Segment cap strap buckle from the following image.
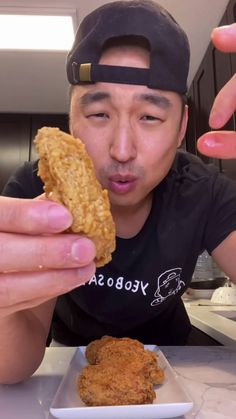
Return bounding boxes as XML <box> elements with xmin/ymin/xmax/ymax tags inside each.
<box><xmin>79</xmin><ymin>63</ymin><xmax>92</xmax><ymax>82</ymax></box>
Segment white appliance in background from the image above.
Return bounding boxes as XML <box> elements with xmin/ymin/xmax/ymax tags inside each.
<box><xmin>211</xmin><ymin>282</ymin><xmax>236</xmax><ymax>305</ymax></box>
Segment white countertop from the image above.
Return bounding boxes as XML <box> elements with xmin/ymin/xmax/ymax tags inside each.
<box><xmin>1</xmin><ymin>346</ymin><xmax>236</xmax><ymax>419</ymax></box>
<box><xmin>184</xmin><ymin>298</ymin><xmax>236</xmax><ymax>345</ymax></box>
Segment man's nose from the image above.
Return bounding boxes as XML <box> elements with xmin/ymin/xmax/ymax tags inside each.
<box><xmin>109</xmin><ymin>121</ymin><xmax>137</xmax><ymax>162</ymax></box>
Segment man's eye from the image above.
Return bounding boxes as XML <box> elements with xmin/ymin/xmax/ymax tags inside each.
<box><xmin>141</xmin><ymin>115</ymin><xmax>161</xmax><ymax>121</ymax></box>
<box><xmin>88</xmin><ymin>113</ymin><xmax>109</xmax><ymax>119</ymax></box>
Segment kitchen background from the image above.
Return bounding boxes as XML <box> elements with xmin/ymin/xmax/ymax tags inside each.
<box><xmin>0</xmin><ymin>0</ymin><xmax>235</xmax><ymax>193</ymax></box>
<box><xmin>0</xmin><ymin>0</ymin><xmax>236</xmax><ymax>345</ymax></box>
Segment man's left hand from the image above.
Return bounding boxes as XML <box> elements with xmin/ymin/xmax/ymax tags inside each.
<box><xmin>197</xmin><ymin>23</ymin><xmax>236</xmax><ymax>159</ymax></box>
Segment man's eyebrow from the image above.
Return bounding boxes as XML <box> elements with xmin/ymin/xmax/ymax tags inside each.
<box><xmin>135</xmin><ymin>93</ymin><xmax>172</xmax><ymax>109</ymax></box>
<box><xmin>79</xmin><ymin>91</ymin><xmax>111</xmax><ymax>106</ymax></box>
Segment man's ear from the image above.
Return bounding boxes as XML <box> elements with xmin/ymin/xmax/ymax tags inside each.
<box><xmin>178</xmin><ymin>104</ymin><xmax>188</xmax><ymax>147</ymax></box>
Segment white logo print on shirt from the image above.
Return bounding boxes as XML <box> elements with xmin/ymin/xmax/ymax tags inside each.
<box><xmin>86</xmin><ymin>269</ymin><xmax>185</xmax><ymax>304</ymax></box>
<box><xmin>88</xmin><ymin>274</ymin><xmax>149</xmax><ymax>295</ymax></box>
<box><xmin>151</xmin><ymin>268</ymin><xmax>185</xmax><ymax>306</ymax></box>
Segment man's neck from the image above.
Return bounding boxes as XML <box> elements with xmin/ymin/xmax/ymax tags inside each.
<box><xmin>111</xmin><ymin>193</ymin><xmax>153</xmax><ymax>239</ymax></box>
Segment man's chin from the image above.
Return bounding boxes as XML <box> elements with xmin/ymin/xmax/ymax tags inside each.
<box><xmin>109</xmin><ymin>190</ymin><xmax>152</xmax><ymax>211</ymax></box>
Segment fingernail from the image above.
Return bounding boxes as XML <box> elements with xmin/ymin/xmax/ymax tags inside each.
<box><xmin>203</xmin><ymin>137</ymin><xmax>222</xmax><ymax>148</ymax></box>
<box><xmin>47</xmin><ymin>204</ymin><xmax>72</xmax><ymax>230</ymax></box>
<box><xmin>71</xmin><ymin>239</ymin><xmax>96</xmax><ymax>264</ymax></box>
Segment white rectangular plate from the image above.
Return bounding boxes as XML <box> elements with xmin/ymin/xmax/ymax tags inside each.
<box><xmin>50</xmin><ymin>345</ymin><xmax>193</xmax><ymax>419</ymax></box>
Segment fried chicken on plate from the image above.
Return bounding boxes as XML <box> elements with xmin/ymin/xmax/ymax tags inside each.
<box><xmin>85</xmin><ymin>335</ymin><xmax>143</xmax><ymax>364</ymax></box>
<box><xmin>78</xmin><ymin>336</ymin><xmax>165</xmax><ymax>406</ymax></box>
<box><xmin>78</xmin><ymin>363</ymin><xmax>155</xmax><ymax>406</ymax></box>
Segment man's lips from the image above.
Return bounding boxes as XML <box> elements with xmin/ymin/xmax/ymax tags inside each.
<box><xmin>109</xmin><ymin>174</ymin><xmax>137</xmax><ymax>182</ymax></box>
<box><xmin>107</xmin><ymin>174</ymin><xmax>138</xmax><ymax>194</ymax></box>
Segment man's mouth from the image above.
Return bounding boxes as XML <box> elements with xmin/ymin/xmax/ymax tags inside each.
<box><xmin>108</xmin><ymin>174</ymin><xmax>138</xmax><ymax>194</ymax></box>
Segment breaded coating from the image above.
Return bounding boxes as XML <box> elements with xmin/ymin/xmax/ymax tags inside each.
<box><xmin>78</xmin><ymin>336</ymin><xmax>165</xmax><ymax>406</ymax></box>
<box><xmin>96</xmin><ymin>341</ymin><xmax>164</xmax><ymax>385</ymax></box>
<box><xmin>34</xmin><ymin>127</ymin><xmax>116</xmax><ymax>267</ymax></box>
<box><xmin>85</xmin><ymin>335</ymin><xmax>143</xmax><ymax>365</ymax></box>
<box><xmin>78</xmin><ymin>364</ymin><xmax>156</xmax><ymax>406</ymax></box>
<box><xmin>85</xmin><ymin>336</ymin><xmax>114</xmax><ymax>365</ymax></box>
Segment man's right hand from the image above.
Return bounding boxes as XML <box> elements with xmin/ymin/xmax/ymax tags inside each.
<box><xmin>0</xmin><ymin>196</ymin><xmax>96</xmax><ymax>319</ymax></box>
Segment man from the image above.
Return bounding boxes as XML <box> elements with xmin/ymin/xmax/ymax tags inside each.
<box><xmin>0</xmin><ymin>0</ymin><xmax>236</xmax><ymax>384</ymax></box>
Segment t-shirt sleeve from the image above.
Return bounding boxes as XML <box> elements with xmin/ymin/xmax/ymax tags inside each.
<box><xmin>1</xmin><ymin>160</ymin><xmax>43</xmax><ymax>199</ymax></box>
<box><xmin>204</xmin><ymin>172</ymin><xmax>236</xmax><ymax>253</ymax></box>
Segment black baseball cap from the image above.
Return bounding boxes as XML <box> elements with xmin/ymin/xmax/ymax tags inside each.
<box><xmin>67</xmin><ymin>0</ymin><xmax>190</xmax><ymax>94</ymax></box>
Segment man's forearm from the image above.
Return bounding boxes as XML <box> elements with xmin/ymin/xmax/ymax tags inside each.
<box><xmin>0</xmin><ymin>312</ymin><xmax>47</xmax><ymax>384</ymax></box>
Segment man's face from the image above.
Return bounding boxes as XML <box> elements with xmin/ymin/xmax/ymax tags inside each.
<box><xmin>69</xmin><ymin>45</ymin><xmax>188</xmax><ymax>211</ymax></box>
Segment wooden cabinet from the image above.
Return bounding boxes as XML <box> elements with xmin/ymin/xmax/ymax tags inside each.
<box><xmin>185</xmin><ymin>84</ymin><xmax>197</xmax><ymax>156</ymax></box>
<box><xmin>0</xmin><ymin>113</ymin><xmax>68</xmax><ymax>193</ymax></box>
<box><xmin>0</xmin><ymin>115</ymin><xmax>30</xmax><ymax>192</ymax></box>
<box><xmin>186</xmin><ymin>0</ymin><xmax>236</xmax><ymax>179</ymax></box>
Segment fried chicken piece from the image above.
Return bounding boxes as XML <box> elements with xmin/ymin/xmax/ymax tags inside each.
<box><xmin>78</xmin><ymin>336</ymin><xmax>164</xmax><ymax>406</ymax></box>
<box><xmin>34</xmin><ymin>127</ymin><xmax>116</xmax><ymax>267</ymax></box>
<box><xmin>96</xmin><ymin>341</ymin><xmax>164</xmax><ymax>385</ymax></box>
<box><xmin>85</xmin><ymin>335</ymin><xmax>144</xmax><ymax>364</ymax></box>
<box><xmin>85</xmin><ymin>336</ymin><xmax>114</xmax><ymax>365</ymax></box>
<box><xmin>78</xmin><ymin>364</ymin><xmax>156</xmax><ymax>406</ymax></box>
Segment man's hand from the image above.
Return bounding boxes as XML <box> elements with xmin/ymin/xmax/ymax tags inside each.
<box><xmin>0</xmin><ymin>196</ymin><xmax>96</xmax><ymax>319</ymax></box>
<box><xmin>197</xmin><ymin>23</ymin><xmax>236</xmax><ymax>158</ymax></box>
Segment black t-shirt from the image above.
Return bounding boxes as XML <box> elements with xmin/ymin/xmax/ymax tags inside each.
<box><xmin>3</xmin><ymin>151</ymin><xmax>236</xmax><ymax>345</ymax></box>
